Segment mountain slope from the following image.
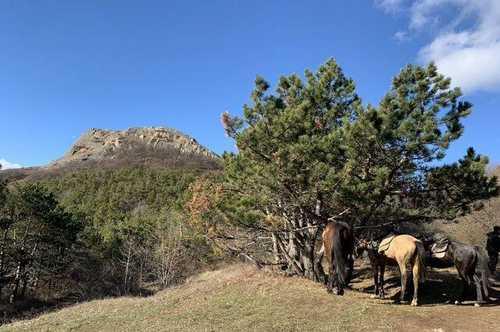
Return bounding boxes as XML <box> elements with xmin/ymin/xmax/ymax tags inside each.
<box><xmin>3</xmin><ymin>264</ymin><xmax>500</xmax><ymax>332</ymax></box>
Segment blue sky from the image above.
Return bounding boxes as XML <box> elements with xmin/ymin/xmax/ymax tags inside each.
<box><xmin>1</xmin><ymin>0</ymin><xmax>499</xmax><ymax>168</ymax></box>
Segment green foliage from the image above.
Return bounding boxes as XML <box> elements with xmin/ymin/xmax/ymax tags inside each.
<box><xmin>223</xmin><ymin>59</ymin><xmax>362</xmax><ymax>222</ymax></box>
<box><xmin>37</xmin><ymin>167</ymin><xmax>201</xmax><ymax>254</ymax></box>
<box><xmin>0</xmin><ymin>183</ymin><xmax>82</xmax><ymax>302</ymax></box>
<box><xmin>222</xmin><ymin>59</ymin><xmax>497</xmax><ymax>226</ymax></box>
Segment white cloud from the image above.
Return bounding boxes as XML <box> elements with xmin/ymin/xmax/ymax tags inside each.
<box><xmin>0</xmin><ymin>158</ymin><xmax>22</xmax><ymax>170</ymax></box>
<box><xmin>394</xmin><ymin>31</ymin><xmax>410</xmax><ymax>42</ymax></box>
<box><xmin>375</xmin><ymin>0</ymin><xmax>406</xmax><ymax>13</ymax></box>
<box><xmin>377</xmin><ymin>0</ymin><xmax>500</xmax><ymax>92</ymax></box>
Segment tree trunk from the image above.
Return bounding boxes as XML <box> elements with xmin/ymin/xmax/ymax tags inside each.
<box><xmin>10</xmin><ymin>261</ymin><xmax>24</xmax><ymax>303</ymax></box>
<box><xmin>301</xmin><ymin>238</ymin><xmax>316</xmax><ymax>280</ymax></box>
<box><xmin>20</xmin><ymin>275</ymin><xmax>28</xmax><ymax>298</ymax></box>
<box><xmin>299</xmin><ymin>223</ymin><xmax>323</xmax><ymax>282</ymax></box>
<box><xmin>286</xmin><ymin>231</ymin><xmax>301</xmax><ymax>275</ymax></box>
<box><xmin>275</xmin><ymin>214</ymin><xmax>325</xmax><ymax>282</ymax></box>
<box><xmin>312</xmin><ymin>226</ymin><xmax>326</xmax><ymax>283</ymax></box>
<box><xmin>124</xmin><ymin>245</ymin><xmax>131</xmax><ymax>294</ymax></box>
<box><xmin>274</xmin><ymin>233</ymin><xmax>303</xmax><ymax>275</ymax></box>
<box><xmin>271</xmin><ymin>233</ymin><xmax>281</xmax><ymax>267</ymax></box>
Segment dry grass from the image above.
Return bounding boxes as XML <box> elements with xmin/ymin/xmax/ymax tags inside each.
<box><xmin>2</xmin><ymin>263</ymin><xmax>500</xmax><ymax>332</ymax></box>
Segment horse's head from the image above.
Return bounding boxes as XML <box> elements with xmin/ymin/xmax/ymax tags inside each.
<box><xmin>354</xmin><ymin>238</ymin><xmax>378</xmax><ymax>258</ymax></box>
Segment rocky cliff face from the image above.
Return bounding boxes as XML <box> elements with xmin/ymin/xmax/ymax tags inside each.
<box><xmin>50</xmin><ymin>127</ymin><xmax>218</xmax><ymax>168</ymax></box>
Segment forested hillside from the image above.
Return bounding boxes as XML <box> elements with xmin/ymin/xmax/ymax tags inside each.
<box><xmin>0</xmin><ymin>129</ymin><xmax>223</xmax><ymax>323</ymax></box>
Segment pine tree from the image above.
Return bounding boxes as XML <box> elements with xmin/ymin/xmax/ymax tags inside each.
<box><xmin>198</xmin><ymin>59</ymin><xmax>498</xmax><ymax>281</ymax></box>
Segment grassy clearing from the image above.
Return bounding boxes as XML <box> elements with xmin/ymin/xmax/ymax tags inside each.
<box><xmin>2</xmin><ymin>264</ymin><xmax>500</xmax><ymax>332</ymax></box>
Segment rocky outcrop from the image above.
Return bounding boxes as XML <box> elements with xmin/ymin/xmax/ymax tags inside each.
<box><xmin>48</xmin><ymin>127</ymin><xmax>219</xmax><ymax>170</ymax></box>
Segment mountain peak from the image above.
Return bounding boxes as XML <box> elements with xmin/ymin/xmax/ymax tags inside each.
<box><xmin>49</xmin><ymin>127</ymin><xmax>219</xmax><ymax>170</ymax></box>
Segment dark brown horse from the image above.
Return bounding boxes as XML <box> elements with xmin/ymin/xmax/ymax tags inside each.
<box><xmin>320</xmin><ymin>221</ymin><xmax>354</xmax><ymax>295</ymax></box>
<box><xmin>355</xmin><ymin>238</ymin><xmax>387</xmax><ymax>299</ymax></box>
<box><xmin>486</xmin><ymin>226</ymin><xmax>500</xmax><ymax>273</ymax></box>
<box><xmin>430</xmin><ymin>235</ymin><xmax>490</xmax><ymax>306</ymax></box>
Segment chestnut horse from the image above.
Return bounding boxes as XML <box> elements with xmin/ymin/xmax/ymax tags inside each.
<box><xmin>321</xmin><ymin>221</ymin><xmax>354</xmax><ymax>295</ymax></box>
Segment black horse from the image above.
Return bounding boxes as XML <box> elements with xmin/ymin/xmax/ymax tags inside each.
<box><xmin>486</xmin><ymin>226</ymin><xmax>500</xmax><ymax>273</ymax></box>
<box><xmin>430</xmin><ymin>235</ymin><xmax>490</xmax><ymax>306</ymax></box>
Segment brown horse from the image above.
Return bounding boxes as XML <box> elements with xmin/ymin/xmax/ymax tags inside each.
<box><xmin>321</xmin><ymin>221</ymin><xmax>354</xmax><ymax>295</ymax></box>
<box><xmin>358</xmin><ymin>234</ymin><xmax>426</xmax><ymax>306</ymax></box>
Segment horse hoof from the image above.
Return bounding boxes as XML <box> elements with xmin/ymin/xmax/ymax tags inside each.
<box><xmin>454</xmin><ymin>301</ymin><xmax>461</xmax><ymax>305</ymax></box>
<box><xmin>370</xmin><ymin>294</ymin><xmax>377</xmax><ymax>299</ymax></box>
<box><xmin>411</xmin><ymin>300</ymin><xmax>418</xmax><ymax>306</ymax></box>
<box><xmin>474</xmin><ymin>303</ymin><xmax>481</xmax><ymax>307</ymax></box>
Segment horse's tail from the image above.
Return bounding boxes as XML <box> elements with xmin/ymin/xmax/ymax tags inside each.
<box><xmin>415</xmin><ymin>241</ymin><xmax>426</xmax><ymax>282</ymax></box>
<box><xmin>333</xmin><ymin>226</ymin><xmax>348</xmax><ymax>288</ymax></box>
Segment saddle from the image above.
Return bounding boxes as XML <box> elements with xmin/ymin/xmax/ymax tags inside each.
<box><xmin>431</xmin><ymin>236</ymin><xmax>450</xmax><ymax>259</ymax></box>
<box><xmin>431</xmin><ymin>243</ymin><xmax>449</xmax><ymax>259</ymax></box>
<box><xmin>378</xmin><ymin>235</ymin><xmax>396</xmax><ymax>254</ymax></box>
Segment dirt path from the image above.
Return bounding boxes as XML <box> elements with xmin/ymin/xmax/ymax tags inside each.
<box><xmin>349</xmin><ymin>260</ymin><xmax>500</xmax><ymax>331</ymax></box>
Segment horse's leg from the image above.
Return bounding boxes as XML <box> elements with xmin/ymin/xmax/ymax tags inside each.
<box><xmin>346</xmin><ymin>254</ymin><xmax>354</xmax><ymax>284</ymax></box>
<box><xmin>327</xmin><ymin>262</ymin><xmax>334</xmax><ymax>293</ymax></box>
<box><xmin>332</xmin><ymin>262</ymin><xmax>344</xmax><ymax>295</ymax></box>
<box><xmin>337</xmin><ymin>275</ymin><xmax>344</xmax><ymax>296</ymax></box>
<box><xmin>379</xmin><ymin>261</ymin><xmax>386</xmax><ymax>299</ymax></box>
<box><xmin>473</xmin><ymin>274</ymin><xmax>484</xmax><ymax>307</ymax></box>
<box><xmin>455</xmin><ymin>277</ymin><xmax>467</xmax><ymax>305</ymax></box>
<box><xmin>398</xmin><ymin>263</ymin><xmax>408</xmax><ymax>303</ymax></box>
<box><xmin>411</xmin><ymin>261</ymin><xmax>420</xmax><ymax>306</ymax></box>
<box><xmin>371</xmin><ymin>259</ymin><xmax>379</xmax><ymax>298</ymax></box>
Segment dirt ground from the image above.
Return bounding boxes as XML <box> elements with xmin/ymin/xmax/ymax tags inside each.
<box><xmin>350</xmin><ymin>258</ymin><xmax>500</xmax><ymax>329</ymax></box>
